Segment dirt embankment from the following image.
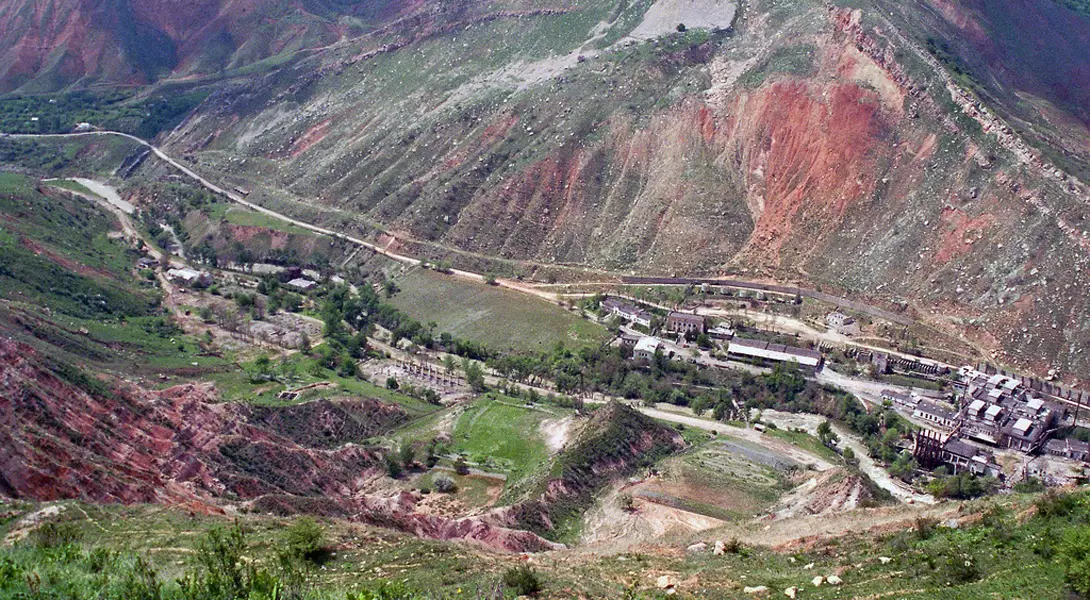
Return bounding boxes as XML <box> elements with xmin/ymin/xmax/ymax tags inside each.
<box><xmin>498</xmin><ymin>403</ymin><xmax>687</xmax><ymax>539</ymax></box>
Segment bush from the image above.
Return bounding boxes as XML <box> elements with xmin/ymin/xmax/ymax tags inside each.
<box><xmin>1062</xmin><ymin>526</ymin><xmax>1090</xmax><ymax>595</ymax></box>
<box><xmin>433</xmin><ymin>475</ymin><xmax>457</xmax><ymax>493</ymax></box>
<box><xmin>454</xmin><ymin>457</ymin><xmax>470</xmax><ymax>476</ymax></box>
<box><xmin>618</xmin><ymin>493</ymin><xmax>635</xmax><ymax>512</ymax></box>
<box><xmin>503</xmin><ymin>565</ymin><xmax>543</xmax><ymax>596</ymax></box>
<box><xmin>386</xmin><ymin>454</ymin><xmax>404</xmax><ymax>478</ymax></box>
<box><xmin>29</xmin><ymin>521</ymin><xmax>83</xmax><ymax>548</ymax></box>
<box><xmin>283</xmin><ymin>517</ymin><xmax>327</xmax><ymax>565</ymax></box>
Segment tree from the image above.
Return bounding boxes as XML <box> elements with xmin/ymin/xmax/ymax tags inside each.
<box><xmin>463</xmin><ymin>358</ymin><xmax>486</xmax><ymax>392</ymax></box>
<box><xmin>1060</xmin><ymin>526</ymin><xmax>1090</xmax><ymax>595</ymax></box>
<box><xmin>442</xmin><ymin>355</ymin><xmax>456</xmax><ymax>374</ymax></box>
<box><xmin>817</xmin><ymin>420</ymin><xmax>839</xmax><ymax>447</ymax></box>
<box><xmin>842</xmin><ymin>446</ymin><xmax>856</xmax><ymax>464</ymax></box>
<box><xmin>398</xmin><ymin>441</ymin><xmax>415</xmax><ymax>468</ymax></box>
<box><xmin>386</xmin><ymin>376</ymin><xmax>399</xmax><ymax>390</ymax></box>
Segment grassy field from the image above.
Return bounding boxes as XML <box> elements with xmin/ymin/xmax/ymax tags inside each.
<box><xmin>636</xmin><ymin>437</ymin><xmax>794</xmax><ymax>522</ymax></box>
<box><xmin>388</xmin><ymin>267</ymin><xmax>609</xmax><ymax>353</ymax></box>
<box><xmin>450</xmin><ymin>394</ymin><xmax>556</xmax><ymax>486</ymax></box>
<box><xmin>207</xmin><ymin>204</ymin><xmax>322</xmax><ymax>237</ymax></box>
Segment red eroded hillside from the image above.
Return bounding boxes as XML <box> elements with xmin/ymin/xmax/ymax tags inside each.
<box><xmin>0</xmin><ymin>338</ymin><xmax>560</xmax><ymax>551</ymax></box>
<box><xmin>0</xmin><ymin>0</ymin><xmax>424</xmax><ymax>92</ymax></box>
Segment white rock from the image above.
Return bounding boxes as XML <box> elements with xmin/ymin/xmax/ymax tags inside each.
<box><xmin>743</xmin><ymin>586</ymin><xmax>769</xmax><ymax>594</ymax></box>
<box><xmin>811</xmin><ymin>575</ymin><xmax>824</xmax><ymax>586</ymax></box>
<box><xmin>657</xmin><ymin>575</ymin><xmax>674</xmax><ymax>590</ymax></box>
<box><xmin>784</xmin><ymin>587</ymin><xmax>799</xmax><ymax>599</ymax></box>
<box><xmin>686</xmin><ymin>542</ymin><xmax>707</xmax><ymax>553</ymax></box>
<box><xmin>878</xmin><ymin>556</ymin><xmax>892</xmax><ymax>564</ymax></box>
<box><xmin>827</xmin><ymin>575</ymin><xmax>843</xmax><ymax>586</ymax></box>
<box><xmin>803</xmin><ymin>562</ymin><xmax>814</xmax><ymax>570</ymax></box>
<box><xmin>714</xmin><ymin>540</ymin><xmax>726</xmax><ymax>556</ymax></box>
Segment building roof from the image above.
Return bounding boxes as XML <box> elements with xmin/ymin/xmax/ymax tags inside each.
<box><xmin>915</xmin><ymin>401</ymin><xmax>957</xmax><ymax>422</ymax></box>
<box><xmin>944</xmin><ymin>438</ymin><xmax>981</xmax><ymax>459</ymax></box>
<box><xmin>287</xmin><ymin>277</ymin><xmax>317</xmax><ymax>290</ymax></box>
<box><xmin>166</xmin><ymin>268</ymin><xmax>205</xmax><ymax>281</ymax></box>
<box><xmin>1027</xmin><ymin>397</ymin><xmax>1045</xmax><ymax>412</ymax></box>
<box><xmin>634</xmin><ymin>337</ymin><xmax>662</xmax><ymax>354</ymax></box>
<box><xmin>727</xmin><ymin>338</ymin><xmax>822</xmax><ymax>367</ymax></box>
<box><xmin>967</xmin><ymin>399</ymin><xmax>986</xmax><ymax>414</ymax></box>
<box><xmin>667</xmin><ymin>312</ymin><xmax>705</xmax><ymax>324</ymax></box>
<box><xmin>984</xmin><ymin>404</ymin><xmax>1004</xmax><ymax>420</ymax></box>
<box><xmin>1046</xmin><ymin>438</ymin><xmax>1090</xmax><ymax>455</ymax></box>
<box><xmin>1012</xmin><ymin>418</ymin><xmax>1034</xmax><ymax>435</ymax></box>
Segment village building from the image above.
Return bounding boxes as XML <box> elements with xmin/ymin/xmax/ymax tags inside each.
<box><xmin>956</xmin><ymin>369</ymin><xmax>1063</xmax><ymax>452</ymax></box>
<box><xmin>941</xmin><ymin>437</ymin><xmax>1002</xmax><ymax>478</ymax></box>
<box><xmin>165</xmin><ymin>267</ymin><xmax>210</xmax><ymax>287</ymax></box>
<box><xmin>881</xmin><ymin>388</ymin><xmax>918</xmax><ymax>408</ymax></box>
<box><xmin>707</xmin><ymin>324</ymin><xmax>735</xmax><ymax>339</ymax></box>
<box><xmin>913</xmin><ymin>401</ymin><xmax>958</xmax><ymax>430</ymax></box>
<box><xmin>601</xmin><ymin>298</ymin><xmax>653</xmax><ymax>328</ymax></box>
<box><xmin>286</xmin><ymin>277</ymin><xmax>318</xmax><ymax>291</ymax></box>
<box><xmin>826</xmin><ymin>312</ymin><xmax>860</xmax><ymax>335</ymax></box>
<box><xmin>1045</xmin><ymin>438</ymin><xmax>1090</xmax><ymax>462</ymax></box>
<box><xmin>666</xmin><ymin>312</ymin><xmax>706</xmax><ymax>335</ymax></box>
<box><xmin>633</xmin><ymin>337</ymin><xmax>663</xmax><ymax>361</ymax></box>
<box><xmin>726</xmin><ymin>338</ymin><xmax>823</xmax><ymax>371</ymax></box>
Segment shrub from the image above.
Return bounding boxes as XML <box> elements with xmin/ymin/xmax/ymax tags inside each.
<box><xmin>386</xmin><ymin>454</ymin><xmax>404</xmax><ymax>478</ymax></box>
<box><xmin>503</xmin><ymin>565</ymin><xmax>543</xmax><ymax>596</ymax></box>
<box><xmin>433</xmin><ymin>475</ymin><xmax>457</xmax><ymax>493</ymax></box>
<box><xmin>283</xmin><ymin>517</ymin><xmax>327</xmax><ymax>564</ymax></box>
<box><xmin>1061</xmin><ymin>526</ymin><xmax>1090</xmax><ymax>595</ymax></box>
<box><xmin>29</xmin><ymin>521</ymin><xmax>83</xmax><ymax>548</ymax></box>
<box><xmin>1037</xmin><ymin>490</ymin><xmax>1078</xmax><ymax>519</ymax></box>
<box><xmin>454</xmin><ymin>457</ymin><xmax>470</xmax><ymax>475</ymax></box>
<box><xmin>618</xmin><ymin>493</ymin><xmax>635</xmax><ymax>512</ymax></box>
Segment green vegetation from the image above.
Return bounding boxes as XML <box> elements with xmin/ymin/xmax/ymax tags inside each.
<box><xmin>217</xmin><ymin>206</ymin><xmax>321</xmax><ymax>237</ymax></box>
<box><xmin>0</xmin><ymin>173</ymin><xmax>157</xmax><ymax>319</ymax></box>
<box><xmin>0</xmin><ymin>88</ymin><xmax>208</xmax><ymax>138</ymax></box>
<box><xmin>451</xmin><ymin>394</ymin><xmax>553</xmax><ymax>485</ymax></box>
<box><xmin>6</xmin><ymin>485</ymin><xmax>1090</xmax><ymax>598</ymax></box>
<box><xmin>387</xmin><ymin>268</ymin><xmax>609</xmax><ymax>353</ymax></box>
<box><xmin>738</xmin><ymin>44</ymin><xmax>818</xmax><ymax>87</ymax></box>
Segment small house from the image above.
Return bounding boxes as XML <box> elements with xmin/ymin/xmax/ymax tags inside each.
<box><xmin>666</xmin><ymin>312</ymin><xmax>706</xmax><ymax>334</ymax></box>
<box><xmin>287</xmin><ymin>277</ymin><xmax>318</xmax><ymax>291</ymax></box>
<box><xmin>633</xmin><ymin>337</ymin><xmax>662</xmax><ymax>361</ymax></box>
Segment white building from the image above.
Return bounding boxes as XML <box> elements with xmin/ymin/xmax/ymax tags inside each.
<box><xmin>633</xmin><ymin>337</ymin><xmax>662</xmax><ymax>361</ymax></box>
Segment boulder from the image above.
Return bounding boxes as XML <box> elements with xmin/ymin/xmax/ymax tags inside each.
<box><xmin>714</xmin><ymin>540</ymin><xmax>726</xmax><ymax>555</ymax></box>
<box><xmin>878</xmin><ymin>556</ymin><xmax>892</xmax><ymax>564</ymax></box>
<box><xmin>743</xmin><ymin>586</ymin><xmax>769</xmax><ymax>595</ymax></box>
<box><xmin>784</xmin><ymin>587</ymin><xmax>799</xmax><ymax>599</ymax></box>
<box><xmin>686</xmin><ymin>542</ymin><xmax>707</xmax><ymax>553</ymax></box>
<box><xmin>811</xmin><ymin>575</ymin><xmax>824</xmax><ymax>586</ymax></box>
<box><xmin>803</xmin><ymin>562</ymin><xmax>814</xmax><ymax>570</ymax></box>
<box><xmin>827</xmin><ymin>575</ymin><xmax>843</xmax><ymax>586</ymax></box>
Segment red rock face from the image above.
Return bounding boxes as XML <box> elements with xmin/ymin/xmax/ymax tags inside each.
<box><xmin>729</xmin><ymin>81</ymin><xmax>884</xmax><ymax>263</ymax></box>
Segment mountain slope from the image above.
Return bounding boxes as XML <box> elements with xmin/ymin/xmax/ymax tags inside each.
<box><xmin>149</xmin><ymin>0</ymin><xmax>1090</xmax><ymax>380</ymax></box>
<box><xmin>0</xmin><ymin>0</ymin><xmax>423</xmax><ymax>92</ymax></box>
